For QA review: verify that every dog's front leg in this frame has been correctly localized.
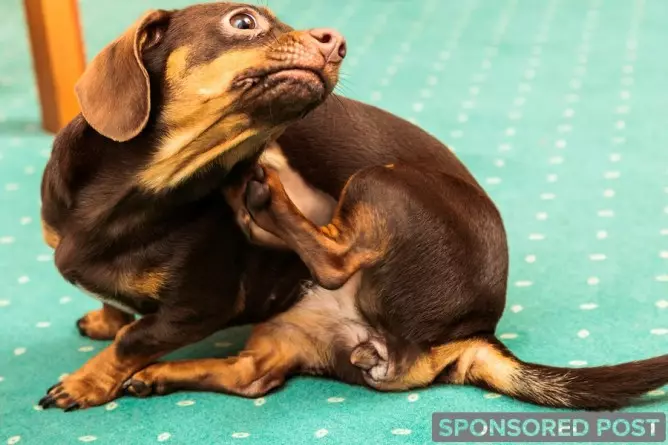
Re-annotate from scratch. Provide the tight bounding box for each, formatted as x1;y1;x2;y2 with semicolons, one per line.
38;312;219;411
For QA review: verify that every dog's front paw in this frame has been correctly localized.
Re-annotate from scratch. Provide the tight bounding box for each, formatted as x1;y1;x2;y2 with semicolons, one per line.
39;372;122;411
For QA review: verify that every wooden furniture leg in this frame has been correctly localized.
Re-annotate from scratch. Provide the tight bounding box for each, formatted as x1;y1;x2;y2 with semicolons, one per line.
23;0;86;133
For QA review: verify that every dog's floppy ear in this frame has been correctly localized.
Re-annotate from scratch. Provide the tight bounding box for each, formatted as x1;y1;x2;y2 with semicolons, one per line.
75;10;170;142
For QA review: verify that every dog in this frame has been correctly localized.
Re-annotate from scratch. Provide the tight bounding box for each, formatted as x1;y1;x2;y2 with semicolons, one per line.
39;2;667;411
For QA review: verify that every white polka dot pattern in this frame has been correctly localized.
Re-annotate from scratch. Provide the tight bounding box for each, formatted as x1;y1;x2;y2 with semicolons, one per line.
0;0;666;443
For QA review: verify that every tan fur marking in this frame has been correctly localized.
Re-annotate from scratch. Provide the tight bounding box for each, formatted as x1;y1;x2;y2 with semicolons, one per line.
320;224;340;238
270;308;334;367
161;49;265;131
41;218;61;249
165;46;190;83
140;124;266;192
466;342;519;391
247;168;388;287
376;341;477;390
117;269;168;298
252;321;329;372
329;202;389;267
370;339;520;392
139;48;283;192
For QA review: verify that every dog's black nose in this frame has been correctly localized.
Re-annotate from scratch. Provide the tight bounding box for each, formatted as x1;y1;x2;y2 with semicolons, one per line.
309;28;347;63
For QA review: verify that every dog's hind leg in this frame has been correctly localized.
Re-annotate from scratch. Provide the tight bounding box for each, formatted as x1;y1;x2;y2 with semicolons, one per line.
245;162;507;348
243;165;393;290
124;320;321;398
125;277;373;397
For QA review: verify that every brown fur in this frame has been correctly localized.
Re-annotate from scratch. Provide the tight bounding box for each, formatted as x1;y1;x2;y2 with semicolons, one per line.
40;2;668;412
75;10;169;142
235;158;668;409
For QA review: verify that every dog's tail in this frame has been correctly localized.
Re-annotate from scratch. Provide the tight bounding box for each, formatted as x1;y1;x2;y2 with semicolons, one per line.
435;337;668;410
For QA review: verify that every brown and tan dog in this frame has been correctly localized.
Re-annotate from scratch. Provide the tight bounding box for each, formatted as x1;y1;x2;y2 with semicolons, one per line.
39;2;667;412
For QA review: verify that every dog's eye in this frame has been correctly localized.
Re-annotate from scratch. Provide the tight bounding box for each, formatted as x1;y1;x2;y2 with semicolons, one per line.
230;13;256;30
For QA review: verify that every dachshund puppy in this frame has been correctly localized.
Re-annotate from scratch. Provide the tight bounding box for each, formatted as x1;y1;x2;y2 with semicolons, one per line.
39;2;344;410
40;2;667;412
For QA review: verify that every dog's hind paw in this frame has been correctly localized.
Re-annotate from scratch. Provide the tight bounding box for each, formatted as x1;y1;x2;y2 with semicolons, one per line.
350;338;396;386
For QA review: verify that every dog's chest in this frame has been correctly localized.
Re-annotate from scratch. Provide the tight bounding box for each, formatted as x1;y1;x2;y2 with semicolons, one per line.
55;241;166;315
76;285;141;315
51;209;188;316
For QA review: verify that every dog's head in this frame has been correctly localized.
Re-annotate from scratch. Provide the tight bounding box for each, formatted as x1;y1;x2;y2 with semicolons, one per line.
75;2;345;191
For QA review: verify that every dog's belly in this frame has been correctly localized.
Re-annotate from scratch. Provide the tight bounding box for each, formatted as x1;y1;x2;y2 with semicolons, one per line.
255;144;381;346
293;273;369;343
285;271;386;385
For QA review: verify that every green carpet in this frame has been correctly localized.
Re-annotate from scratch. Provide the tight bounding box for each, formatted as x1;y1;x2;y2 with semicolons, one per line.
1;0;667;443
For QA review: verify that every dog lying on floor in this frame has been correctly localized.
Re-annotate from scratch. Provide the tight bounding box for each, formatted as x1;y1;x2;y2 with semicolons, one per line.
39;2;667;411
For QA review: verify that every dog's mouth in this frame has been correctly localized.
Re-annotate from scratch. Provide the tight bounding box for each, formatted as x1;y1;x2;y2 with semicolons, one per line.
233;66;329;96
266;68;326;88
232;65;333;122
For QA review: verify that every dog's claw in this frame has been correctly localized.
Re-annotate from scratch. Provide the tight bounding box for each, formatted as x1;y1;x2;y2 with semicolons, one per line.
131;380;147;393
39;395;55;409
47;383;60;393
123;378;149;397
76;318;86;336
64;403;80;412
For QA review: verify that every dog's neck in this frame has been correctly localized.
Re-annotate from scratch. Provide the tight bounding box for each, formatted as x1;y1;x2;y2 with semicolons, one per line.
42;115;267;244
137;114;278;193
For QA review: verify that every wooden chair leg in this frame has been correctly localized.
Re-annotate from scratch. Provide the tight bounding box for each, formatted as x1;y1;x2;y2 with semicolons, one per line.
23;0;86;133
